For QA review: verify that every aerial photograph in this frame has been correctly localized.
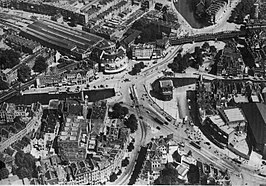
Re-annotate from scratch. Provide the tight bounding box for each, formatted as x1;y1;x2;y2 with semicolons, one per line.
0;0;266;185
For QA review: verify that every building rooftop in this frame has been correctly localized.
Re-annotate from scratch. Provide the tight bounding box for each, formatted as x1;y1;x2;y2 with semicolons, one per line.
100;47;125;62
208;115;234;135
233;94;249;103
132;43;155;50
176;164;189;177
20;19;108;55
219;107;246;124
209;115;225;128
159;79;173;88
59;116;86;142
0;175;23;185
48;99;61;110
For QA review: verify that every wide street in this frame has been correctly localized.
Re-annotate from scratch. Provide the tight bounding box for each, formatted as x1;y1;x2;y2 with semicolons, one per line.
102;0;266;184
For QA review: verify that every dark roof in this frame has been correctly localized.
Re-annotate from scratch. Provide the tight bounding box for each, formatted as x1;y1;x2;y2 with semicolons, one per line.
20;19;106;53
122;29;141;45
156;38;169;46
241;103;266;146
101;48;125;61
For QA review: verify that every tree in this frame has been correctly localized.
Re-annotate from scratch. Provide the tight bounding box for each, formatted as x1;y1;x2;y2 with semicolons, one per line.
0;49;20;69
132;19;166;44
200;174;208;185
0;161;5;169
33;56;48;73
15;151;26;167
168;54;185;73
228;0;255;23
172;150;181;163
139;62;145;69
0;79;8;90
187;164;200;184
154;163;185;185
109;172;117;182
168;62;179;73
127;142;134;152
210;46;217;54
117;169;122;175
202;42;210;51
122;157;130;167
14;151;37;179
187;150;192;156
16;167;31;179
17;64;31;82
124;114;138;133
110;103;129;119
0;168;9;180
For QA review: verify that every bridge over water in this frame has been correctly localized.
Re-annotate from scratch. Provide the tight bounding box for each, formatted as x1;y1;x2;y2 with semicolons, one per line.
170;30;247;45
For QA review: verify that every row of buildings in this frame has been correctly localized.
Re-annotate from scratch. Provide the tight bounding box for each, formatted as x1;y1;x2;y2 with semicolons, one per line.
0;102;43;152
80;0;129;20
18;18;130;73
131;39;170;60
36;45;128;89
196;0;230;23
244;25;266;78
216;41;245;77
36;67;96;88
194;76;266;159
0;0;88;25
141;10;180;33
0;0;139;42
27;98;131;185
140;136;230;185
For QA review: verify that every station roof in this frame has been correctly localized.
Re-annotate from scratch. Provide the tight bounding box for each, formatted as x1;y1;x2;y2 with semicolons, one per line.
20;19;107;54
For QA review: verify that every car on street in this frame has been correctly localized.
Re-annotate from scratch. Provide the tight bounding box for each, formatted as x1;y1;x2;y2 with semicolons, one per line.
165;116;172;122
259;173;266;177
156;126;161;130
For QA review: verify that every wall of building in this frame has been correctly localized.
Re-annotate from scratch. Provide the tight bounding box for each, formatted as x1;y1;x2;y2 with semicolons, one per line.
203;117;233;145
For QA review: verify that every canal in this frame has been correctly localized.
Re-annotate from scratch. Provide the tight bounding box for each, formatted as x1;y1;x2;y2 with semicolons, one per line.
5;89;115;105
174;0;208;29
